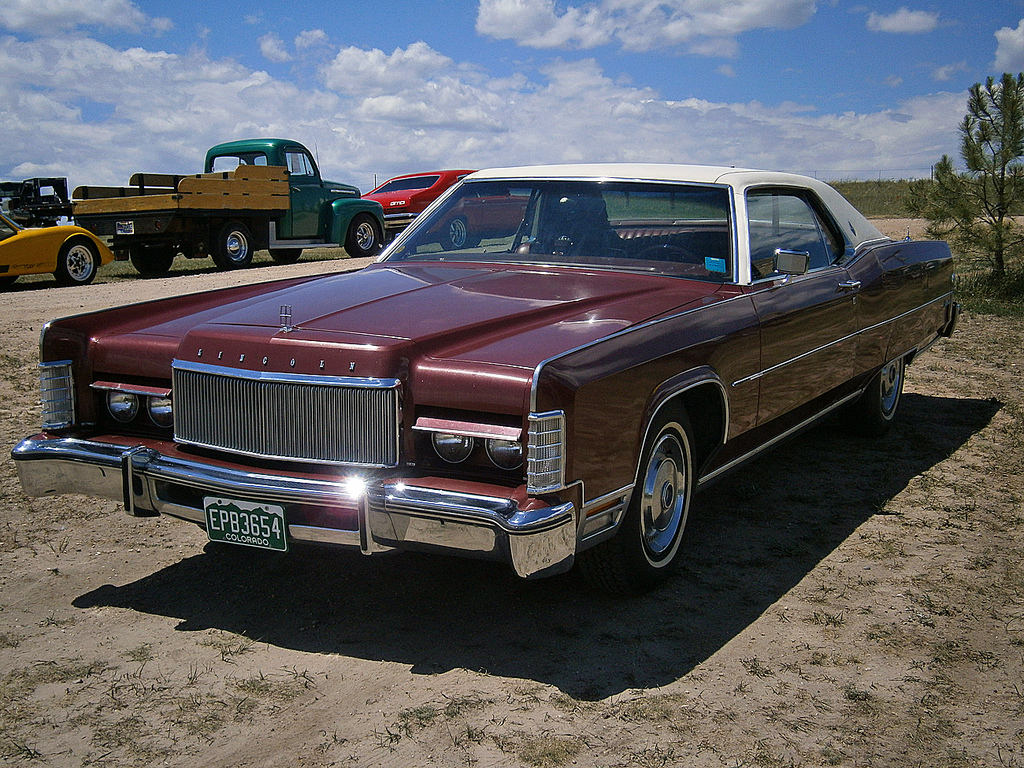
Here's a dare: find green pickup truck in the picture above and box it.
[72,138,386,274]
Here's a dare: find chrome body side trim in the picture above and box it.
[12,435,576,579]
[697,390,862,486]
[731,292,953,387]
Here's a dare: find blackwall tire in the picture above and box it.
[345,214,382,257]
[212,220,254,270]
[54,239,99,285]
[128,245,175,276]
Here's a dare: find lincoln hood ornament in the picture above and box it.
[279,304,293,332]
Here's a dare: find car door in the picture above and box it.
[281,149,323,239]
[746,189,859,426]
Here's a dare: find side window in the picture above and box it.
[747,190,843,279]
[286,151,315,178]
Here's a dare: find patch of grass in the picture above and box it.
[518,734,582,767]
[199,630,258,661]
[741,657,774,678]
[955,265,1024,317]
[617,694,683,723]
[829,179,914,217]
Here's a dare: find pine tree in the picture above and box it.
[908,73,1024,279]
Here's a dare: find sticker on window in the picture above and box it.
[705,257,727,273]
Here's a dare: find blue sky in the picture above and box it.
[2,1,1022,192]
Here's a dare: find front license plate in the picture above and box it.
[116,221,135,235]
[204,496,288,552]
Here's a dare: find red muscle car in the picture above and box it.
[13,164,958,593]
[364,169,474,237]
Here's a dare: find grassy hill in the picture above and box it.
[828,179,917,218]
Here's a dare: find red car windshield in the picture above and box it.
[386,179,734,282]
[371,175,441,194]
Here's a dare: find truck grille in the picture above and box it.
[172,361,401,467]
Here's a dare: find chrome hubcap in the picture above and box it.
[356,222,375,250]
[225,231,248,261]
[640,431,688,558]
[66,244,94,281]
[449,219,467,247]
[880,359,902,416]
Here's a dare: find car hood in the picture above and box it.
[85,261,728,411]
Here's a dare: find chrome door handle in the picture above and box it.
[837,280,861,292]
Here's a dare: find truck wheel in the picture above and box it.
[212,221,254,269]
[54,238,99,286]
[269,248,302,264]
[128,245,175,276]
[577,411,694,594]
[345,214,382,257]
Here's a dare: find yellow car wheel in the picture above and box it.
[54,238,99,286]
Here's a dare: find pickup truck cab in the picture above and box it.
[73,138,385,275]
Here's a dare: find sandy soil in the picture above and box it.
[1,232,1022,768]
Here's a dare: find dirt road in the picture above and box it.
[1,237,1022,767]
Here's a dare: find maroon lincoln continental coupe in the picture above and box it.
[13,164,958,593]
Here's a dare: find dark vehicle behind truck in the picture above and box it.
[0,177,73,227]
[72,139,385,275]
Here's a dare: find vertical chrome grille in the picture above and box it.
[40,360,75,429]
[527,410,565,493]
[172,361,400,467]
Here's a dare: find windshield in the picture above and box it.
[373,175,441,194]
[386,179,733,281]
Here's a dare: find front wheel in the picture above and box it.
[345,213,382,257]
[578,412,694,594]
[212,220,254,270]
[54,238,99,285]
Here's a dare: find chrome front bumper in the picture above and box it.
[12,435,577,579]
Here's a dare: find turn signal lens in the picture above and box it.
[486,438,523,470]
[107,391,139,423]
[147,395,173,428]
[432,432,475,463]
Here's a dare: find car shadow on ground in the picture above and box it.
[73,393,998,700]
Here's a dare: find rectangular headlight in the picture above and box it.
[527,410,565,493]
[40,360,75,429]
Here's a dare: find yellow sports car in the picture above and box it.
[0,212,113,288]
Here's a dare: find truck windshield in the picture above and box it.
[385,179,733,281]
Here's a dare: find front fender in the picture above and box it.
[328,199,385,245]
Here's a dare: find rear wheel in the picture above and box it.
[442,216,479,249]
[345,213,382,257]
[578,412,694,594]
[54,238,99,285]
[128,245,175,276]
[843,356,905,437]
[212,220,254,269]
[269,248,302,264]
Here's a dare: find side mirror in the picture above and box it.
[774,248,810,276]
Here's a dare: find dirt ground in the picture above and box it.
[1,220,1022,768]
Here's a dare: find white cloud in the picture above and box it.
[931,62,966,82]
[0,0,170,33]
[476,0,816,54]
[994,19,1024,72]
[259,33,291,63]
[295,29,330,50]
[322,42,456,95]
[866,7,939,34]
[0,35,960,194]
